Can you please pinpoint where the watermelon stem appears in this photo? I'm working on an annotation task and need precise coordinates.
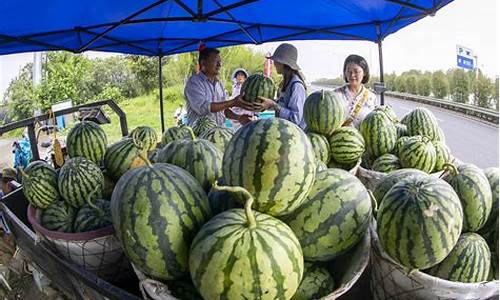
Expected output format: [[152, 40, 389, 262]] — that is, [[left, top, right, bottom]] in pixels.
[[138, 153, 153, 167], [212, 183, 257, 229], [442, 163, 458, 176], [19, 167, 29, 179], [184, 126, 197, 140], [86, 186, 104, 217]]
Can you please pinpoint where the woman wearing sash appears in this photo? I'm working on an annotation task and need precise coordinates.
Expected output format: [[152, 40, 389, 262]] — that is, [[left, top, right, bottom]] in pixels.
[[335, 54, 377, 128]]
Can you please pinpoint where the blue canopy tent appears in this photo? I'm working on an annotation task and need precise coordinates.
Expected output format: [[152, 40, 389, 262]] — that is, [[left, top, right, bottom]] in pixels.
[[0, 0, 454, 130]]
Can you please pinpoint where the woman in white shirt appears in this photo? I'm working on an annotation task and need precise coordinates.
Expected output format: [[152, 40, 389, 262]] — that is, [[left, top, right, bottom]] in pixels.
[[334, 54, 377, 128]]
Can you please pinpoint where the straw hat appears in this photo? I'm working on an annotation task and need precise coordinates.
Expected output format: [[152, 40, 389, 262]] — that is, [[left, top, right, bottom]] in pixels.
[[270, 43, 300, 70], [1, 167, 16, 181]]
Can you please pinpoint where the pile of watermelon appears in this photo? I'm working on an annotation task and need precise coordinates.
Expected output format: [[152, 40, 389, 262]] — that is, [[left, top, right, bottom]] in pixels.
[[361, 106, 453, 174]]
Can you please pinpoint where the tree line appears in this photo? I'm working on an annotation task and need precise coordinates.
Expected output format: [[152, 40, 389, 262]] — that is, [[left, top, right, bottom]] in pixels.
[[314, 69, 499, 110], [2, 46, 277, 122]]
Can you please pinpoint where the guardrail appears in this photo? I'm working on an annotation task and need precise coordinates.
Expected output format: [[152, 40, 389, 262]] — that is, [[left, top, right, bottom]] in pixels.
[[385, 91, 499, 125]]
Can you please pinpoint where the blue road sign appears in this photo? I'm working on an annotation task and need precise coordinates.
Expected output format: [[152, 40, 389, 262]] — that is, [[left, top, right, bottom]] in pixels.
[[457, 55, 474, 70]]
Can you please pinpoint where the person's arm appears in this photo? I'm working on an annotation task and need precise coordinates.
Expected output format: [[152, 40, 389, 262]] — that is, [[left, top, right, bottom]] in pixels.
[[277, 83, 306, 125], [224, 109, 254, 125]]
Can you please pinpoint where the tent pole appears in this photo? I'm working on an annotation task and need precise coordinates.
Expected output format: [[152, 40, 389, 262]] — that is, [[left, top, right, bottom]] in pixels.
[[377, 39, 385, 105], [159, 55, 165, 133]]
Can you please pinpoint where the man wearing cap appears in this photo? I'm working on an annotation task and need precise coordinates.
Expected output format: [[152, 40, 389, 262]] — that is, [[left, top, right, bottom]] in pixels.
[[1, 168, 18, 197], [184, 47, 253, 127], [253, 43, 307, 129]]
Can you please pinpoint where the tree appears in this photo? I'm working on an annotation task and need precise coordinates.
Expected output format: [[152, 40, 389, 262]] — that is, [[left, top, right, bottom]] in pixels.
[[431, 71, 449, 99], [394, 75, 407, 92], [3, 63, 37, 120], [126, 55, 159, 94], [471, 70, 493, 108], [449, 68, 470, 103], [494, 77, 499, 110], [417, 75, 431, 96], [384, 73, 397, 91], [405, 75, 418, 94]]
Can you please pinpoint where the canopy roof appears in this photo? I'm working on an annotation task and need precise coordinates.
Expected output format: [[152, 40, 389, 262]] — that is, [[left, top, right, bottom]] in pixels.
[[0, 0, 453, 56]]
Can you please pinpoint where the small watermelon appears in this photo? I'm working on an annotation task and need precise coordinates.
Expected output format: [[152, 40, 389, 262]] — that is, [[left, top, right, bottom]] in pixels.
[[42, 200, 77, 233]]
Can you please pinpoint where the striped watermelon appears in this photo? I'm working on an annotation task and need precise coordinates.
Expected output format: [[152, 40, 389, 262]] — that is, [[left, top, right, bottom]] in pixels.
[[240, 73, 277, 103], [443, 163, 493, 232], [371, 154, 401, 173], [307, 133, 330, 164], [207, 180, 243, 216], [222, 118, 316, 216], [377, 176, 463, 269], [327, 158, 359, 172], [104, 138, 148, 181], [433, 141, 452, 172], [285, 169, 372, 261], [102, 171, 115, 200], [165, 280, 203, 300], [111, 162, 211, 280], [393, 136, 410, 156], [316, 160, 328, 172], [292, 262, 335, 300], [199, 126, 234, 152], [396, 123, 408, 138], [436, 127, 446, 142], [372, 168, 427, 204], [360, 109, 397, 157], [42, 200, 76, 233], [329, 126, 365, 164], [398, 135, 436, 173], [58, 157, 104, 208], [378, 105, 399, 123], [21, 161, 60, 209], [304, 90, 345, 136], [66, 120, 107, 163], [404, 107, 440, 140], [426, 233, 491, 283], [130, 126, 158, 151], [361, 151, 375, 169], [162, 125, 194, 145], [74, 197, 112, 232], [192, 116, 217, 137], [479, 167, 499, 240], [157, 139, 222, 191], [189, 185, 303, 300]]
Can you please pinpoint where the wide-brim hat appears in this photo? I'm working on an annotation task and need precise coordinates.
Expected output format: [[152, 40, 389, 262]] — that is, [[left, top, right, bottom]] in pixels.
[[270, 43, 300, 71], [1, 167, 16, 181]]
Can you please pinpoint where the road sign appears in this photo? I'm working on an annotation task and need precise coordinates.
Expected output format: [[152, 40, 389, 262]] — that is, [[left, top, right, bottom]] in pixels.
[[456, 45, 475, 70]]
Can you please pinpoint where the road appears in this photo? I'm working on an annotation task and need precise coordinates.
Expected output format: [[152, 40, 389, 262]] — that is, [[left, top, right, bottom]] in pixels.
[[310, 85, 499, 169]]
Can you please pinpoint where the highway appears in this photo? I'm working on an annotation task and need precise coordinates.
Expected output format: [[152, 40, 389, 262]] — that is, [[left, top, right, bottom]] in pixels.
[[311, 85, 499, 169]]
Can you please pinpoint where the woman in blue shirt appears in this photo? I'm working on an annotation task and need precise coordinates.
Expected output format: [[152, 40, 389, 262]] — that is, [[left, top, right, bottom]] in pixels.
[[252, 43, 307, 129]]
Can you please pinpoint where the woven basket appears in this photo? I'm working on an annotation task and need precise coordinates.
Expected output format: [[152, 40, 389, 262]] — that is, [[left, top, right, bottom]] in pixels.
[[369, 224, 499, 300], [133, 229, 371, 300], [27, 204, 131, 282]]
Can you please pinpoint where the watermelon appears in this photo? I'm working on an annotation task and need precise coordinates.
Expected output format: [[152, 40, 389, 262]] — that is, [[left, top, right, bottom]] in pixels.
[[21, 161, 60, 209], [130, 126, 158, 151], [378, 105, 399, 123], [102, 171, 115, 200], [292, 262, 335, 300], [329, 126, 365, 164], [436, 127, 446, 142], [377, 176, 463, 270], [404, 107, 440, 141], [396, 123, 408, 138], [327, 158, 359, 172], [199, 126, 234, 152], [443, 163, 493, 232], [393, 136, 410, 156], [66, 120, 108, 163], [426, 233, 491, 283], [360, 109, 397, 157], [111, 162, 211, 280], [104, 138, 148, 181], [433, 141, 452, 172], [58, 157, 104, 208], [166, 280, 203, 300], [74, 196, 112, 232], [41, 200, 76, 233], [207, 180, 243, 216], [147, 149, 159, 163], [240, 73, 277, 103], [189, 185, 303, 300], [372, 154, 401, 173], [307, 133, 330, 164], [222, 118, 316, 216], [372, 168, 427, 204], [479, 168, 499, 240], [285, 169, 372, 261], [162, 125, 194, 146], [157, 138, 222, 191], [304, 90, 345, 136], [316, 160, 328, 172], [398, 135, 436, 173], [361, 151, 375, 169], [192, 116, 218, 137]]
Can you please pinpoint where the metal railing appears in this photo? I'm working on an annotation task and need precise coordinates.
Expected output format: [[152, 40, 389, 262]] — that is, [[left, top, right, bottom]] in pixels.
[[385, 91, 499, 124]]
